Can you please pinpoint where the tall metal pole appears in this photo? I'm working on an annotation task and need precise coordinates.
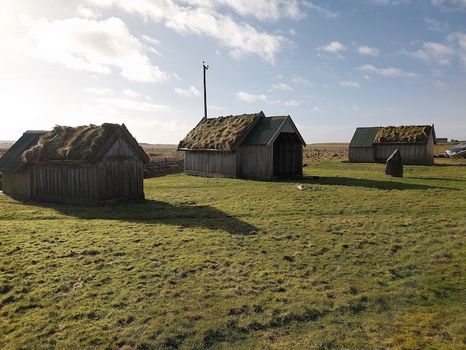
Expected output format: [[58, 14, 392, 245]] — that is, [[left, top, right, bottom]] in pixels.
[[203, 61, 209, 120]]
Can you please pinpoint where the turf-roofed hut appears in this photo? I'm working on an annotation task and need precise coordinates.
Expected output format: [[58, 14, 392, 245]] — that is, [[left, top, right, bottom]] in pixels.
[[178, 111, 306, 180], [349, 125, 436, 165], [0, 123, 149, 204]]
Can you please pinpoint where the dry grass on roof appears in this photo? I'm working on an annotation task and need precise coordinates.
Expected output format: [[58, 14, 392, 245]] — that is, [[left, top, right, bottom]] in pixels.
[[179, 114, 260, 150], [22, 123, 120, 163], [375, 125, 432, 144]]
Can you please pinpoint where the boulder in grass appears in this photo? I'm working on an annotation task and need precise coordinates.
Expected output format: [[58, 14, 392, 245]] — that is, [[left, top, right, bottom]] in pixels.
[[385, 149, 403, 177]]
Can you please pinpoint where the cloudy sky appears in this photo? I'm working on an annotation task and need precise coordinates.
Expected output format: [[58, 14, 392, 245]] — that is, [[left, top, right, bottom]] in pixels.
[[1, 0, 466, 143]]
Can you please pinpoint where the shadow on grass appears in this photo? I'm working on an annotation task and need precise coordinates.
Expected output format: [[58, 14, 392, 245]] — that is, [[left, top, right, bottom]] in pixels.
[[36, 199, 258, 235], [433, 163, 466, 167], [299, 176, 457, 191], [408, 176, 466, 183]]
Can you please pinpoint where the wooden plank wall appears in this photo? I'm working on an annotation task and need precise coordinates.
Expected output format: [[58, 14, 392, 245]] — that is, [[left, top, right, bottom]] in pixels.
[[2, 168, 32, 198], [105, 137, 138, 158], [185, 151, 238, 178], [374, 143, 432, 165], [97, 159, 143, 200], [31, 164, 97, 203], [239, 145, 273, 180], [426, 132, 434, 162], [28, 137, 145, 203], [349, 147, 375, 163], [98, 137, 145, 200]]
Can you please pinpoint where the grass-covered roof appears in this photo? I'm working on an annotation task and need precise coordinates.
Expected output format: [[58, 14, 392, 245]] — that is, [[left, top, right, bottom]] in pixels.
[[178, 112, 263, 151], [22, 123, 149, 163], [375, 125, 433, 144]]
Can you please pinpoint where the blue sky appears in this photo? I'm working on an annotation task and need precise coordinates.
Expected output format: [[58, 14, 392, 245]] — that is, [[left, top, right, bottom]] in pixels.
[[1, 0, 465, 143]]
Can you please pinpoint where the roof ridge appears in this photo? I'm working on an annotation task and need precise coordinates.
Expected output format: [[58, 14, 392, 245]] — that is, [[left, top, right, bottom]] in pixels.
[[206, 111, 263, 120], [24, 130, 48, 134]]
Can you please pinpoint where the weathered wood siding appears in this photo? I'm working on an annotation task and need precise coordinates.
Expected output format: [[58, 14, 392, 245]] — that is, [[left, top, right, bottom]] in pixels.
[[374, 133, 434, 165], [97, 137, 145, 200], [238, 145, 273, 180], [31, 164, 97, 203], [182, 119, 304, 180], [184, 151, 238, 178], [349, 147, 375, 163], [28, 137, 144, 203], [1, 136, 145, 204], [2, 168, 32, 198], [426, 132, 434, 163]]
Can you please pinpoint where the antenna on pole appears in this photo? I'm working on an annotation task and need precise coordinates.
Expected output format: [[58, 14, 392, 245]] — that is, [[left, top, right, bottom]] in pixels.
[[203, 61, 209, 121]]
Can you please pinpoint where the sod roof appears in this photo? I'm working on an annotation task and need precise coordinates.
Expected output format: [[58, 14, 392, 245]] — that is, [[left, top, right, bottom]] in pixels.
[[375, 125, 433, 144], [178, 112, 264, 151], [22, 123, 149, 164]]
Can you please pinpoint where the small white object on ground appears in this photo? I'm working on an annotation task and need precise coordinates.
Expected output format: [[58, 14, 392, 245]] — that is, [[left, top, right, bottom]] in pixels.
[[297, 184, 304, 191]]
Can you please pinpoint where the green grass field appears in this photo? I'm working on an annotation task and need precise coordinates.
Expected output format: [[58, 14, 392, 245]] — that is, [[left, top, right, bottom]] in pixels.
[[1, 160, 465, 349]]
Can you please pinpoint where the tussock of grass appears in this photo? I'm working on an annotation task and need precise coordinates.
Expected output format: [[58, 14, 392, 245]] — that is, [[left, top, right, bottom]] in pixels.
[[22, 123, 120, 162], [0, 160, 465, 349], [178, 112, 262, 150]]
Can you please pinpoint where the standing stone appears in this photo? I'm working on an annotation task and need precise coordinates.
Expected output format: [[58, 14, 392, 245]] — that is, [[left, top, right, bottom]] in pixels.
[[385, 149, 403, 177]]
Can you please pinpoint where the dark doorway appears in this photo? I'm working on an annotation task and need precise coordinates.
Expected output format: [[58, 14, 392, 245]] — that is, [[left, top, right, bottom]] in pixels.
[[273, 133, 303, 179]]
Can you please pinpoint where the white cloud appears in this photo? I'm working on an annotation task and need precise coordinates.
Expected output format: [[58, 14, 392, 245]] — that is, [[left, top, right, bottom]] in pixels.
[[291, 76, 312, 86], [205, 0, 304, 21], [236, 91, 268, 102], [84, 87, 113, 95], [141, 34, 160, 46], [78, 6, 99, 19], [357, 45, 380, 56], [359, 64, 417, 77], [339, 81, 360, 88], [423, 17, 449, 32], [448, 32, 466, 65], [319, 41, 346, 54], [21, 16, 169, 82], [272, 82, 293, 90], [86, 0, 289, 63], [318, 41, 347, 58], [433, 80, 448, 88], [303, 1, 338, 19], [404, 32, 466, 68], [406, 42, 454, 66], [122, 88, 141, 98], [123, 117, 191, 144], [167, 0, 304, 21], [175, 86, 201, 97], [98, 98, 170, 112], [313, 106, 328, 114], [367, 0, 409, 4], [431, 0, 466, 10], [208, 104, 227, 111], [284, 99, 301, 107]]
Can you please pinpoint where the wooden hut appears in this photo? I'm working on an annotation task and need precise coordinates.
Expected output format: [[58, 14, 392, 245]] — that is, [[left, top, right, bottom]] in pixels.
[[178, 112, 306, 180], [0, 123, 149, 204], [349, 125, 436, 165]]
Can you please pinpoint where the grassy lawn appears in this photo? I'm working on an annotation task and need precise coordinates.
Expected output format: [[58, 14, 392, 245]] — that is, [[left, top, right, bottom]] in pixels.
[[1, 160, 465, 349]]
